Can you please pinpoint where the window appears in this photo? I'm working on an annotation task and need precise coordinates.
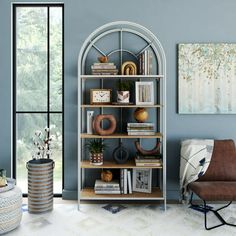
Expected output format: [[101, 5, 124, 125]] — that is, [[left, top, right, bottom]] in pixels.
[[13, 4, 64, 194]]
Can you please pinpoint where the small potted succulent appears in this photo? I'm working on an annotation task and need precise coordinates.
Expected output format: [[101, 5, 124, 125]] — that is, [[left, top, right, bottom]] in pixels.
[[116, 81, 132, 103], [86, 139, 107, 165]]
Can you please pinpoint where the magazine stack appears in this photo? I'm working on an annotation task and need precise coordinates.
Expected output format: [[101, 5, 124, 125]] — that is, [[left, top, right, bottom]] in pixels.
[[127, 123, 155, 135], [135, 153, 162, 167], [91, 62, 118, 75], [94, 180, 120, 194]]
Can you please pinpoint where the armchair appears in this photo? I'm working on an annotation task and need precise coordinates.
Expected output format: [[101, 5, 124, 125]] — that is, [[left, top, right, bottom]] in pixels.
[[188, 139, 236, 230]]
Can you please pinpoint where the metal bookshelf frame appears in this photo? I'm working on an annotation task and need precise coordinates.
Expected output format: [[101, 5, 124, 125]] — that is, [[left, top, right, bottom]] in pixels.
[[77, 21, 166, 210]]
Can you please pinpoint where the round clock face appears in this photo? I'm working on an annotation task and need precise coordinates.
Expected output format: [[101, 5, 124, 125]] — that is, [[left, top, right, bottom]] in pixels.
[[92, 90, 111, 103]]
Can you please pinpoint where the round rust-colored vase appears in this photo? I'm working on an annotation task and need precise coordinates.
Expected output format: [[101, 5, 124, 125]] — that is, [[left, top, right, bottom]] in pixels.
[[93, 114, 116, 135]]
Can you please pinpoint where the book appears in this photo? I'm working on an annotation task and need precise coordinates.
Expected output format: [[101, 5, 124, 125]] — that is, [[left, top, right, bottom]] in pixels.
[[127, 170, 132, 194], [95, 190, 121, 194], [135, 158, 161, 163], [124, 169, 128, 194], [128, 131, 155, 136], [120, 169, 124, 194], [135, 161, 162, 167], [127, 123, 154, 127], [95, 180, 120, 188], [95, 187, 120, 191]]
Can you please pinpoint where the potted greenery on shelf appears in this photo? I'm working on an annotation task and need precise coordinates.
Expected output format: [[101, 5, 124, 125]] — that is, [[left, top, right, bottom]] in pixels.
[[116, 80, 132, 103], [86, 139, 107, 165]]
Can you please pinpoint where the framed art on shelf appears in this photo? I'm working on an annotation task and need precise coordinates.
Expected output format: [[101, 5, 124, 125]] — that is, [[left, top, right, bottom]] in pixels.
[[132, 168, 152, 193], [135, 81, 154, 105]]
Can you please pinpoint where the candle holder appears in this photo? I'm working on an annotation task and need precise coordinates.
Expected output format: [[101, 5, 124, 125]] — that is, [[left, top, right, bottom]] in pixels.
[[0, 169, 7, 187]]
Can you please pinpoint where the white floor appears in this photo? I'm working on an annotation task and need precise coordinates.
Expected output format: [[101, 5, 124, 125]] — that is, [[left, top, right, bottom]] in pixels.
[[5, 201, 236, 236]]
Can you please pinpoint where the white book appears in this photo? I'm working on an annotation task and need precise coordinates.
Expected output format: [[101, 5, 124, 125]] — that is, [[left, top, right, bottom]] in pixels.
[[120, 169, 124, 194], [95, 180, 120, 187], [124, 169, 128, 194], [95, 190, 121, 194], [127, 171, 132, 194]]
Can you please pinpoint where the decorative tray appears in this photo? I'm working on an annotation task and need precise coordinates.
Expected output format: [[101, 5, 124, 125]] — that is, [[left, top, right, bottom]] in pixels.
[[0, 178, 15, 193]]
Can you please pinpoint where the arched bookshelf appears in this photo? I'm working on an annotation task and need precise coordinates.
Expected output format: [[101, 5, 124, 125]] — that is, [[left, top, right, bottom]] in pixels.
[[78, 21, 166, 210]]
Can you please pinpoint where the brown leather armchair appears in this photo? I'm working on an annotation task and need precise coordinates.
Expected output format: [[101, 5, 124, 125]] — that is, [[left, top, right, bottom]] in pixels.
[[188, 139, 236, 230]]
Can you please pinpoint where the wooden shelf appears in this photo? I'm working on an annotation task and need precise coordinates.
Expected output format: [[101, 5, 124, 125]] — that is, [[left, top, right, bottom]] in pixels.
[[81, 187, 163, 200], [81, 75, 163, 79], [81, 160, 163, 169], [80, 133, 162, 139], [81, 104, 162, 108]]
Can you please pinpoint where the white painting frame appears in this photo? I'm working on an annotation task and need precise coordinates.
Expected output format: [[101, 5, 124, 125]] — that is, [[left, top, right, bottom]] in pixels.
[[178, 43, 236, 114], [132, 168, 152, 193], [135, 81, 154, 105]]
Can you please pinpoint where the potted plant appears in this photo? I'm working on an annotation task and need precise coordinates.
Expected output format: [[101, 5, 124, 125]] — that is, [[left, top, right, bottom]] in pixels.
[[116, 80, 132, 103], [26, 127, 55, 213], [86, 139, 107, 165]]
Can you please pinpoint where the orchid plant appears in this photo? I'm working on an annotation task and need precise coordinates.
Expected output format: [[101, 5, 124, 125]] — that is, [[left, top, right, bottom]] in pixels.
[[32, 127, 54, 159]]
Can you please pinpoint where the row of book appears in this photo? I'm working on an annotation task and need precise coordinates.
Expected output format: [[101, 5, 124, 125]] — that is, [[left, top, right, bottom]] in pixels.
[[127, 123, 155, 136], [94, 169, 132, 195], [135, 153, 162, 167], [138, 50, 153, 75], [91, 62, 118, 75]]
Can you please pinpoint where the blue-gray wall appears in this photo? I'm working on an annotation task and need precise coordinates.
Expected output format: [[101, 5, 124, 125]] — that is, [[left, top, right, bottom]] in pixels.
[[1, 0, 236, 200]]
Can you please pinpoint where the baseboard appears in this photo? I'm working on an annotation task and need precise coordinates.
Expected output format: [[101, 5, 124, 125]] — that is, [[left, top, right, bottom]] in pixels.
[[62, 189, 77, 200]]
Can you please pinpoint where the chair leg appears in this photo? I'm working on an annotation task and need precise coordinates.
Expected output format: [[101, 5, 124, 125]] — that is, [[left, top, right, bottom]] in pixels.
[[190, 192, 236, 230]]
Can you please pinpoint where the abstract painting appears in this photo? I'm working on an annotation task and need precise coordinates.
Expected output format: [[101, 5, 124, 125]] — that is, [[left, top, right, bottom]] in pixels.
[[178, 43, 236, 114]]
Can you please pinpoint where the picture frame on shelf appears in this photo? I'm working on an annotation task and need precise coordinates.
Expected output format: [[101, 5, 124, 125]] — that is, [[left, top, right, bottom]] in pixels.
[[135, 82, 154, 105], [132, 168, 152, 193]]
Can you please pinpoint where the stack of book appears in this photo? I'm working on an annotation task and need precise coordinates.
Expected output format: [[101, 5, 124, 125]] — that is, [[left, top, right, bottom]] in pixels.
[[120, 169, 132, 194], [127, 123, 155, 136], [94, 180, 120, 194], [91, 62, 118, 75], [135, 153, 162, 167], [138, 50, 153, 75]]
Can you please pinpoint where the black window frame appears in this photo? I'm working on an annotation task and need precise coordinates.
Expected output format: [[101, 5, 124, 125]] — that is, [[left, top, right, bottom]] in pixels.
[[12, 3, 64, 197]]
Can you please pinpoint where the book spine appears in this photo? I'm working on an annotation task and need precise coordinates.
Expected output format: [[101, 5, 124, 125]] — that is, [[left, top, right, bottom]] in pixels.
[[128, 132, 155, 135], [95, 188, 120, 191], [95, 191, 121, 194], [127, 170, 132, 194], [135, 163, 162, 167], [124, 169, 127, 194], [120, 169, 124, 194], [95, 185, 120, 188]]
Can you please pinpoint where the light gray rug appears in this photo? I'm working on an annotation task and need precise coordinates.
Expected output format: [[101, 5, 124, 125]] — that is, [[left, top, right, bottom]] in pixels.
[[6, 203, 236, 236]]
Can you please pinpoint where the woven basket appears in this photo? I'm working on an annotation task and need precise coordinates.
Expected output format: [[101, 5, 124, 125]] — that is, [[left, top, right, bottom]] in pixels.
[[0, 186, 22, 234], [27, 159, 54, 214]]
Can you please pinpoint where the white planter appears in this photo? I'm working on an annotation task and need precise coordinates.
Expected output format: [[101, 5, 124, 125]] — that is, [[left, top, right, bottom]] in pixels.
[[117, 91, 130, 103]]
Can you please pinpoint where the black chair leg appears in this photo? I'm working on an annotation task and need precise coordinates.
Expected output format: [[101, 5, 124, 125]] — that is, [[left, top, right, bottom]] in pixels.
[[190, 193, 236, 230]]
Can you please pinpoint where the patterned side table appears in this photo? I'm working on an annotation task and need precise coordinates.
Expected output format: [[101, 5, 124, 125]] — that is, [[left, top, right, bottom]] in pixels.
[[0, 186, 22, 234]]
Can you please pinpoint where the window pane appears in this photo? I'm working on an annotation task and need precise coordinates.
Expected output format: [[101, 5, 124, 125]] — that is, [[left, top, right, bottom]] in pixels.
[[50, 114, 63, 193], [16, 113, 47, 193], [50, 7, 62, 111], [16, 7, 47, 111]]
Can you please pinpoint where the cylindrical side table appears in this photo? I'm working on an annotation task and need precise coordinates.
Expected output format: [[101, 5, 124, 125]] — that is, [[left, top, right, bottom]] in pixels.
[[0, 186, 22, 234]]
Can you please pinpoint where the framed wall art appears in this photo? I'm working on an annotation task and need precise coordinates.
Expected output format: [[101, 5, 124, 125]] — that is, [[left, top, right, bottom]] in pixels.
[[178, 43, 236, 114]]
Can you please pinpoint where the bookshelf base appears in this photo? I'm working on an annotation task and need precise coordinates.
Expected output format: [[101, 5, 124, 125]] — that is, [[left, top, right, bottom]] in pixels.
[[80, 187, 163, 200]]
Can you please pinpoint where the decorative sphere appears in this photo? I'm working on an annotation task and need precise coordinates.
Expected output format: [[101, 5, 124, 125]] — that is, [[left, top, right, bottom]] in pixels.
[[101, 170, 113, 182], [134, 108, 149, 122]]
